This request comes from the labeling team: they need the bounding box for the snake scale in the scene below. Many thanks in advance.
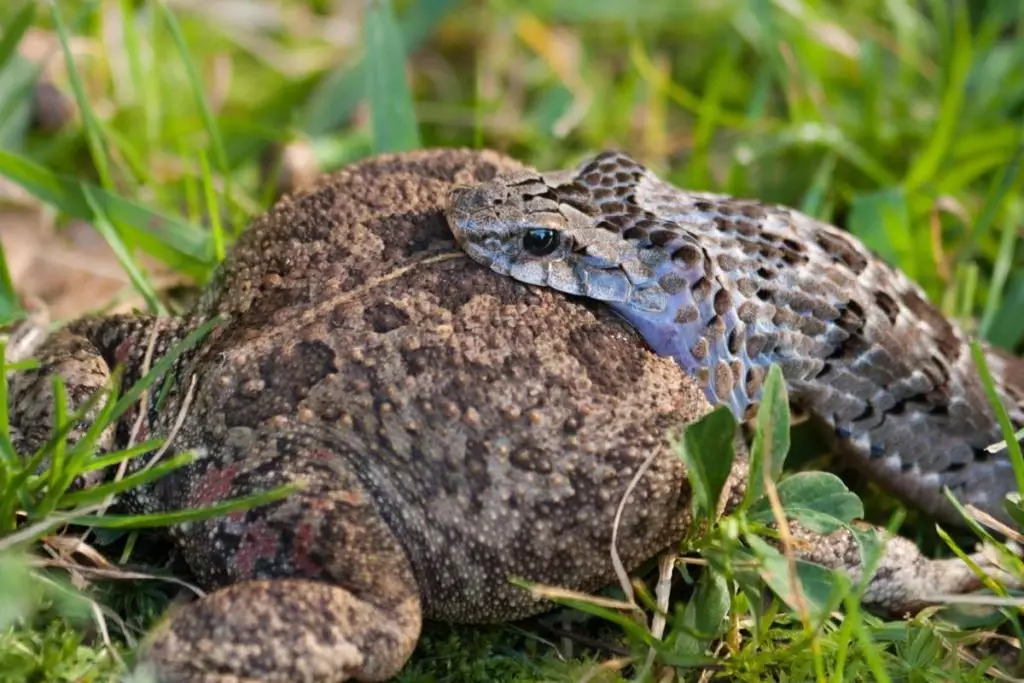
[447,150,1024,526]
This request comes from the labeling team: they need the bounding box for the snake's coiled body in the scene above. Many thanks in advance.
[448,150,1024,525]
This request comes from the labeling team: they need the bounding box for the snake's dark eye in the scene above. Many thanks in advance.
[522,228,560,256]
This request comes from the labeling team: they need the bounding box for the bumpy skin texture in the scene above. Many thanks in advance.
[7,150,1018,683]
[447,150,1024,527]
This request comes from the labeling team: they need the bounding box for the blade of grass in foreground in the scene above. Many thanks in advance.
[365,0,421,153]
[72,485,297,529]
[971,341,1024,494]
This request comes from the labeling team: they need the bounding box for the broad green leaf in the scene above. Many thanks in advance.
[745,364,790,506]
[672,568,731,656]
[746,534,849,625]
[364,0,420,153]
[748,471,864,533]
[674,405,736,522]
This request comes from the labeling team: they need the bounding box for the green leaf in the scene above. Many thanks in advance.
[673,405,736,522]
[746,534,848,625]
[672,568,731,656]
[365,0,421,153]
[745,364,790,506]
[984,273,1024,349]
[748,471,864,534]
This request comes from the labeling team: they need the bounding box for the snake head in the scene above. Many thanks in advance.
[445,165,666,310]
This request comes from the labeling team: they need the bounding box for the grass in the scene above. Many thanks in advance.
[0,0,1022,680]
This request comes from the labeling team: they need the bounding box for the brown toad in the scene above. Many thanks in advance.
[7,149,1015,682]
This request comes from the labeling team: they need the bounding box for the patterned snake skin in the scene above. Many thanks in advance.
[446,150,1024,526]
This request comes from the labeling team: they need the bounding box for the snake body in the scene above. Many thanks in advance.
[446,150,1024,525]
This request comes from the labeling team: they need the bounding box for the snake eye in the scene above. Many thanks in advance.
[522,228,560,256]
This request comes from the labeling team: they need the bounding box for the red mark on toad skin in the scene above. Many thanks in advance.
[292,521,323,576]
[309,450,335,462]
[190,465,240,507]
[232,520,281,578]
[114,338,133,365]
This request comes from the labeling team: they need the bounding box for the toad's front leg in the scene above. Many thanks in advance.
[134,420,422,683]
[8,314,170,466]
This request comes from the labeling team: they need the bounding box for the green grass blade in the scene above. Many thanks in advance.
[157,2,234,226]
[971,341,1024,495]
[108,315,224,424]
[0,3,37,151]
[0,149,213,276]
[365,0,421,153]
[979,212,1021,338]
[0,240,23,326]
[0,3,35,71]
[59,452,193,507]
[199,148,225,262]
[903,0,971,191]
[300,0,454,137]
[72,484,297,529]
[960,134,1024,264]
[76,439,164,474]
[81,184,165,315]
[49,0,116,191]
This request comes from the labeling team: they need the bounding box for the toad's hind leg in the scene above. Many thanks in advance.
[136,423,422,683]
